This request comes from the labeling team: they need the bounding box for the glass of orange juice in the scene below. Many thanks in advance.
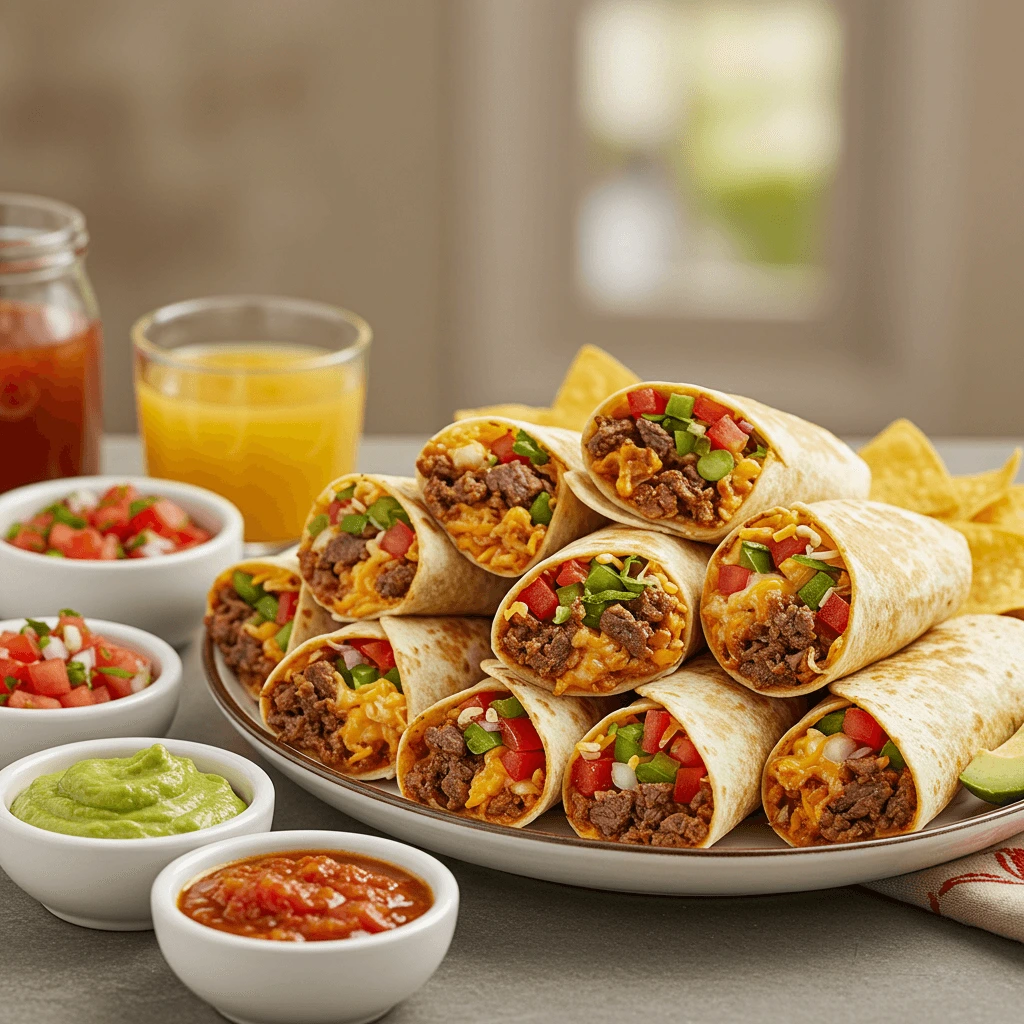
[132,295,370,548]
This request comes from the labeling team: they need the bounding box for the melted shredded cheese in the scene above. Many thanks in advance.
[328,676,408,769]
[465,747,510,808]
[592,442,662,498]
[248,566,300,593]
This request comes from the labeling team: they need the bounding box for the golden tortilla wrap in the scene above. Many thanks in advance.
[762,615,1024,845]
[702,499,972,697]
[573,382,870,543]
[415,417,606,577]
[297,474,511,622]
[490,525,711,696]
[259,615,492,780]
[396,660,606,828]
[563,654,805,847]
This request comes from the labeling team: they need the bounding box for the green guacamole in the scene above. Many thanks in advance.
[11,744,247,839]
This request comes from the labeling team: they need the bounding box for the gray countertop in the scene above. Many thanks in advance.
[4,435,1024,1024]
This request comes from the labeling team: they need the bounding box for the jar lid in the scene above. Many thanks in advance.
[0,193,89,274]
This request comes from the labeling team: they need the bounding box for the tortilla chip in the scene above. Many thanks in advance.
[455,345,638,432]
[973,483,1024,529]
[941,449,1023,522]
[951,521,1024,615]
[859,419,959,516]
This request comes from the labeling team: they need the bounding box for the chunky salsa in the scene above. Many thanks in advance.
[299,479,418,618]
[178,849,433,942]
[495,553,685,695]
[566,707,714,846]
[585,388,768,528]
[402,690,546,825]
[703,508,851,690]
[0,612,153,709]
[263,637,406,776]
[206,566,300,698]
[764,705,916,845]
[5,484,212,560]
[417,422,559,575]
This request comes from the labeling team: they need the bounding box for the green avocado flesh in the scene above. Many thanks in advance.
[960,748,1024,806]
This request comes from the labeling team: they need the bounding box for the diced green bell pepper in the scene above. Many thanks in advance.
[697,449,734,482]
[674,430,696,456]
[634,751,680,785]
[274,621,293,650]
[665,393,695,420]
[739,541,773,575]
[790,554,842,577]
[335,484,356,501]
[607,722,619,736]
[614,722,645,763]
[529,491,553,526]
[336,661,354,687]
[582,604,606,630]
[307,513,330,538]
[255,595,279,622]
[491,695,526,718]
[798,572,836,611]
[341,513,369,536]
[366,496,411,531]
[48,503,86,528]
[585,562,622,595]
[512,430,549,466]
[384,667,403,692]
[351,663,381,688]
[881,740,906,772]
[816,710,846,735]
[694,436,712,457]
[464,722,504,755]
[233,571,265,605]
[553,606,573,624]
[25,618,50,637]
[557,582,583,607]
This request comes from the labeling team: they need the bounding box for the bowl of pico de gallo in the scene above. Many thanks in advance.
[0,613,182,769]
[0,476,243,646]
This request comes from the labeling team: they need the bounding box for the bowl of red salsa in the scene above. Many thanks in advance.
[0,476,244,646]
[151,829,458,1024]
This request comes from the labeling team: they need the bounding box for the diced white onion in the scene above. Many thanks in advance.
[822,733,859,764]
[450,441,488,472]
[687,422,706,436]
[479,719,501,732]
[611,762,638,791]
[850,746,873,760]
[139,535,175,558]
[71,647,95,671]
[332,645,365,669]
[0,648,8,660]
[42,636,69,661]
[806,550,841,561]
[456,707,481,728]
[63,625,83,654]
[130,670,150,693]
[311,527,334,553]
[66,489,99,514]
[818,588,835,609]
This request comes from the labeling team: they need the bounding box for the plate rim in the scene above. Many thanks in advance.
[203,635,1024,860]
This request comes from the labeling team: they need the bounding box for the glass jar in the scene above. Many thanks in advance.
[0,193,103,493]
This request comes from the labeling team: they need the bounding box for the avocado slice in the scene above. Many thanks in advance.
[960,725,1024,805]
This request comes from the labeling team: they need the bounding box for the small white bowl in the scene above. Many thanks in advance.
[152,830,459,1024]
[0,617,182,769]
[0,475,244,647]
[0,736,274,931]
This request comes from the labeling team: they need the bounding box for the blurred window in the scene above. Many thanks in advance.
[577,0,843,318]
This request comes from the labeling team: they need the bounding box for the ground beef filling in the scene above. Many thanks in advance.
[265,659,388,774]
[403,723,529,824]
[735,590,832,690]
[206,586,278,696]
[417,452,555,523]
[298,522,415,606]
[501,585,677,679]
[570,780,714,847]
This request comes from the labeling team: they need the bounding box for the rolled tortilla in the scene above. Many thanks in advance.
[415,417,606,577]
[702,499,972,696]
[297,474,511,622]
[491,525,710,696]
[396,660,606,828]
[572,382,870,543]
[205,552,309,699]
[563,654,805,847]
[762,615,1024,846]
[260,615,492,780]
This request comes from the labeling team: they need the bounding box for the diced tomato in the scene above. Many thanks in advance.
[60,686,97,708]
[353,640,396,673]
[0,658,28,684]
[152,498,189,532]
[128,504,165,537]
[641,709,672,754]
[718,563,752,595]
[276,591,298,624]
[99,673,135,700]
[491,431,531,466]
[95,643,145,672]
[706,415,749,454]
[843,707,887,751]
[498,716,543,752]
[27,660,71,696]
[8,526,46,553]
[380,520,415,559]
[47,521,78,555]
[501,749,546,782]
[174,522,211,548]
[99,484,139,507]
[555,560,590,587]
[817,592,850,635]
[7,690,61,709]
[4,633,40,662]
[693,394,731,424]
[327,499,344,524]
[668,734,705,771]
[66,527,105,560]
[626,388,668,418]
[99,534,120,560]
[519,576,559,622]
[90,500,132,539]
[28,511,54,532]
[571,755,614,797]
[767,534,807,568]
[455,691,504,719]
[673,766,705,805]
[91,685,112,703]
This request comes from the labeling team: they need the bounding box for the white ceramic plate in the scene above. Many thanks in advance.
[204,639,1024,896]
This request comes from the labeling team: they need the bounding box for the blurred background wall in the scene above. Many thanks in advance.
[2,0,1022,438]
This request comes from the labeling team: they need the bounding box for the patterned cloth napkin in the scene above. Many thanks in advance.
[866,836,1024,942]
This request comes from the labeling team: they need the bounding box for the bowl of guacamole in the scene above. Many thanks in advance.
[0,736,274,931]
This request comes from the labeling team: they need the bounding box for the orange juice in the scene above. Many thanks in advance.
[135,343,365,542]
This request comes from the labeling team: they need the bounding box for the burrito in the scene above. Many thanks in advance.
[206,553,307,698]
[571,383,869,543]
[296,474,511,622]
[563,654,804,847]
[490,525,709,696]
[701,499,971,696]
[260,616,492,780]
[762,615,1024,846]
[397,661,605,828]
[415,417,605,577]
